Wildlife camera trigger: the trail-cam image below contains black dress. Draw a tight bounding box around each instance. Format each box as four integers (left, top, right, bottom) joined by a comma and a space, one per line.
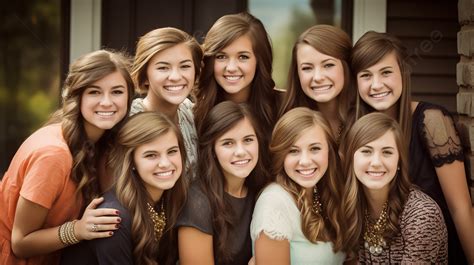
409, 101, 469, 264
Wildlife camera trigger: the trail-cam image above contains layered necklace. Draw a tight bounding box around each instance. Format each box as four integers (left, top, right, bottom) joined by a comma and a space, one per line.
363, 201, 388, 255
311, 186, 322, 215
147, 201, 166, 241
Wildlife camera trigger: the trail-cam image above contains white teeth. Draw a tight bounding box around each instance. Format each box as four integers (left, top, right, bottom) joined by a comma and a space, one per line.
232, 159, 250, 165
297, 168, 316, 175
225, 76, 241, 81
96, 111, 114, 116
367, 171, 384, 177
155, 170, 173, 177
165, 85, 184, 91
312, 85, 332, 91
371, 91, 390, 98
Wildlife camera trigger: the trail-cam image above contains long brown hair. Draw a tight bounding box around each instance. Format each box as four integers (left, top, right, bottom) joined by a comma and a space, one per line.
270, 107, 344, 252
48, 49, 134, 208
339, 112, 411, 259
194, 12, 277, 140
279, 25, 354, 125
351, 31, 412, 142
132, 27, 203, 95
113, 111, 187, 265
198, 101, 270, 263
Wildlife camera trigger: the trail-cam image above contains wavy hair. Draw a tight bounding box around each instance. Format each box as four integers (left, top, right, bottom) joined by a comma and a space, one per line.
198, 101, 270, 263
351, 31, 413, 142
47, 49, 134, 208
270, 107, 344, 252
279, 25, 354, 125
339, 112, 411, 259
194, 12, 277, 140
112, 112, 187, 265
131, 27, 203, 95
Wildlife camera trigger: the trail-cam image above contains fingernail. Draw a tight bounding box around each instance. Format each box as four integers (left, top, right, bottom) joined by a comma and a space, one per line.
117, 218, 121, 222
115, 224, 120, 228
109, 231, 114, 236
115, 210, 120, 215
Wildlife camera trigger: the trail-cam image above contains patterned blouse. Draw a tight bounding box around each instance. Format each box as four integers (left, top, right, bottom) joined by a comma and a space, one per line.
359, 188, 448, 264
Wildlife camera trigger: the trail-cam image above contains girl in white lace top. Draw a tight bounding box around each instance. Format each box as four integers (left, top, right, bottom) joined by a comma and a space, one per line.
250, 107, 346, 264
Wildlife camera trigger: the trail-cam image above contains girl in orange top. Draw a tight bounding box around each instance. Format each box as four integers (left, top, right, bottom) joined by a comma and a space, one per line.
0, 50, 134, 264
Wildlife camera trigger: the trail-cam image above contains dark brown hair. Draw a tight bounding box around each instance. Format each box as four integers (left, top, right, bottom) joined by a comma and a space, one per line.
351, 31, 413, 142
339, 112, 411, 259
194, 12, 277, 141
198, 100, 270, 263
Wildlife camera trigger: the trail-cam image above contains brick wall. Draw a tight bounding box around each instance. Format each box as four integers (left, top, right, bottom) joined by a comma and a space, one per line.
456, 0, 474, 203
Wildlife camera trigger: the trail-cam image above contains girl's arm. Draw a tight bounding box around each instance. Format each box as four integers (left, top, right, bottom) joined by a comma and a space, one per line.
254, 232, 290, 265
436, 162, 474, 262
178, 226, 214, 265
11, 197, 120, 258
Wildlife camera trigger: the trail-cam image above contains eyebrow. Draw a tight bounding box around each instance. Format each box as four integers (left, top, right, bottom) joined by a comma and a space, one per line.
87, 85, 125, 89
361, 145, 395, 150
155, 59, 193, 65
291, 142, 322, 148
219, 134, 256, 142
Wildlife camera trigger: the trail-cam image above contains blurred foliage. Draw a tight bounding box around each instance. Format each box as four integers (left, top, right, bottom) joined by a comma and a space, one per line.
0, 0, 60, 174
272, 7, 315, 90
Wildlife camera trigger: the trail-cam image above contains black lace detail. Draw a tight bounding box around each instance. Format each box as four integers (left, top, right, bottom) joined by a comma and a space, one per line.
416, 102, 464, 167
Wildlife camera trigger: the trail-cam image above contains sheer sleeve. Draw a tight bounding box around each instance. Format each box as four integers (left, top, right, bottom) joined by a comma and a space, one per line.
250, 184, 294, 241
419, 107, 464, 167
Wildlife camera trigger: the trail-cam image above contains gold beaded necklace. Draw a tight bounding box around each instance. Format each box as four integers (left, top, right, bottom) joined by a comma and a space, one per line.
312, 186, 322, 215
363, 201, 388, 255
147, 202, 166, 241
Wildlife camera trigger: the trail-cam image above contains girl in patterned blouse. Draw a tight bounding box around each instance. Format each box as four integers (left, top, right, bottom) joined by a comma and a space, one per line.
340, 112, 447, 263
351, 31, 473, 264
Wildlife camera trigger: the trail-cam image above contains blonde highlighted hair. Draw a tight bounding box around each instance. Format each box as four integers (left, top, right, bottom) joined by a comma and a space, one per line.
279, 25, 354, 125
131, 27, 203, 95
112, 111, 187, 265
270, 107, 344, 252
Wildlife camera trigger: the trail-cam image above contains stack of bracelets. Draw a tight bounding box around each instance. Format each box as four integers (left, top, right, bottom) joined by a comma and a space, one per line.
58, 220, 80, 245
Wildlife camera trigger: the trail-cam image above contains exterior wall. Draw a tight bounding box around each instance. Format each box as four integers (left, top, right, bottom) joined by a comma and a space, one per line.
456, 0, 474, 203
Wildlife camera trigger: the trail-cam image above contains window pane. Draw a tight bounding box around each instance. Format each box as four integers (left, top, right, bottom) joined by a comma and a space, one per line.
249, 0, 343, 89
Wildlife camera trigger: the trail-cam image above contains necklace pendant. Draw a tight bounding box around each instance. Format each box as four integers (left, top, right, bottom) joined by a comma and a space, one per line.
375, 246, 383, 254
369, 245, 376, 254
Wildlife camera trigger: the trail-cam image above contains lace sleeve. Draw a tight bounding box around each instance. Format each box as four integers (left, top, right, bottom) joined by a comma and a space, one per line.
420, 108, 464, 167
250, 185, 294, 242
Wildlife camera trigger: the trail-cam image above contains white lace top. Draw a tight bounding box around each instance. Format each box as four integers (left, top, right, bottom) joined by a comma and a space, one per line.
129, 98, 198, 179
250, 183, 345, 264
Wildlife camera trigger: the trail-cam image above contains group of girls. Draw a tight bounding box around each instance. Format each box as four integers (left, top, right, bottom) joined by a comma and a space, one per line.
0, 10, 472, 265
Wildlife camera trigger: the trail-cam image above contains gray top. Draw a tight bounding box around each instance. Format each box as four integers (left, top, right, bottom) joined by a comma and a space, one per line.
176, 181, 254, 265
130, 97, 198, 180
